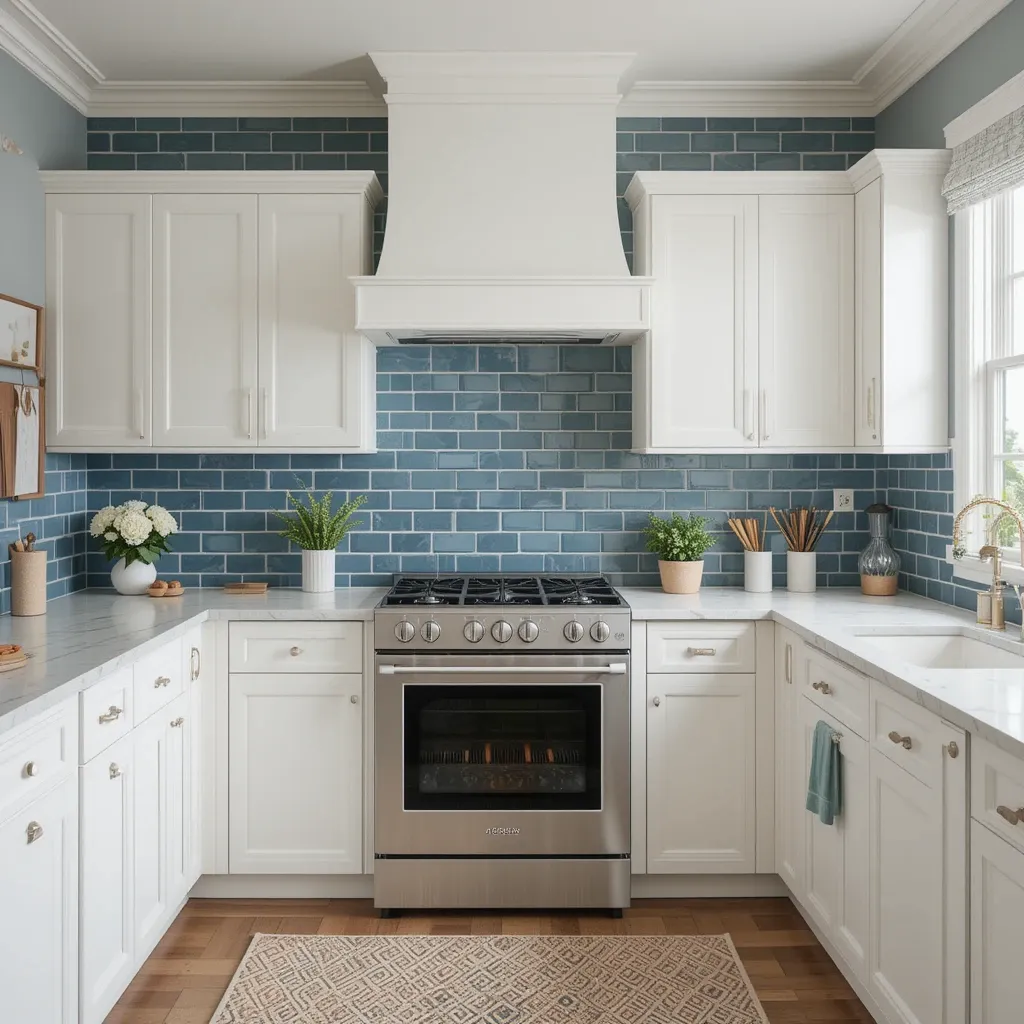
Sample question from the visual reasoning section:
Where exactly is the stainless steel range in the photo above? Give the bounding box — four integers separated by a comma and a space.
373, 574, 631, 916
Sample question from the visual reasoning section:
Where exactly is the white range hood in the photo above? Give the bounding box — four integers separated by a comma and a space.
352, 52, 651, 344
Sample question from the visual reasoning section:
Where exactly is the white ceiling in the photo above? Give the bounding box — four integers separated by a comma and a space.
0, 0, 1013, 116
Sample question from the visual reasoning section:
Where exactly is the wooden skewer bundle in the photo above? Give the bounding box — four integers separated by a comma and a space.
727, 513, 768, 552
769, 507, 834, 552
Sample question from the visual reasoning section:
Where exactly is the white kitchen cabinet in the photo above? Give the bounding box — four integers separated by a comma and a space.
631, 194, 758, 450
45, 192, 152, 448
229, 673, 363, 874
971, 819, 1024, 1024
647, 674, 756, 873
152, 194, 259, 447
774, 627, 805, 897
850, 151, 950, 451
867, 732, 966, 1024
799, 696, 869, 985
79, 731, 133, 1024
42, 173, 382, 453
258, 194, 377, 449
0, 775, 78, 1024
758, 194, 854, 448
132, 708, 170, 961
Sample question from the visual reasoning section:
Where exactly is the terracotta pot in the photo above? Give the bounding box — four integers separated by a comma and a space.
658, 559, 704, 594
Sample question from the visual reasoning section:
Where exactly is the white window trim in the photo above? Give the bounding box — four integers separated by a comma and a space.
949, 195, 1024, 586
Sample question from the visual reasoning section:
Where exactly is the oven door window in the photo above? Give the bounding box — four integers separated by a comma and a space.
403, 684, 602, 811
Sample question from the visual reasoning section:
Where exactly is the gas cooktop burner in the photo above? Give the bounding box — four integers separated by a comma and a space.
379, 574, 624, 608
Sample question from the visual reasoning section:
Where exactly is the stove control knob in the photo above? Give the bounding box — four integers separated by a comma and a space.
491, 620, 513, 644
518, 620, 539, 643
395, 620, 415, 643
563, 621, 585, 643
590, 620, 610, 643
421, 620, 441, 643
463, 620, 485, 643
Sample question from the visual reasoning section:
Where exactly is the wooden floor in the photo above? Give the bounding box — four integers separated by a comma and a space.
106, 897, 874, 1024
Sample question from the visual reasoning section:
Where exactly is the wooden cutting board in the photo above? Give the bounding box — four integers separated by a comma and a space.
223, 582, 269, 594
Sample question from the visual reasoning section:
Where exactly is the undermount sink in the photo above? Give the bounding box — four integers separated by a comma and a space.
856, 632, 1024, 670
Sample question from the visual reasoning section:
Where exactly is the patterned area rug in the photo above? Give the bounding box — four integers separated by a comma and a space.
210, 932, 769, 1023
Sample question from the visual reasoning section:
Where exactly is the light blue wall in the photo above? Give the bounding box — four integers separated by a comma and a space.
875, 0, 1024, 148
0, 51, 85, 305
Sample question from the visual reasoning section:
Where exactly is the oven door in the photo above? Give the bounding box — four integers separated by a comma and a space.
374, 653, 630, 857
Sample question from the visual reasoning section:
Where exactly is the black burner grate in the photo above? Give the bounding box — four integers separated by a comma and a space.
379, 573, 623, 608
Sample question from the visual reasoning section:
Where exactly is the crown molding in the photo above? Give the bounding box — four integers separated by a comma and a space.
944, 65, 1024, 146
618, 80, 875, 118
0, 4, 94, 112
87, 80, 386, 117
846, 147, 951, 190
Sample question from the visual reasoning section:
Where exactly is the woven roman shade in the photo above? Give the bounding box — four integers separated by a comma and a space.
943, 104, 1024, 213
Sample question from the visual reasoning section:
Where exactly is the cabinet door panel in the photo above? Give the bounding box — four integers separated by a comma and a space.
152, 194, 258, 447
80, 732, 133, 1024
971, 821, 1024, 1024
854, 178, 883, 446
647, 194, 758, 449
775, 628, 805, 897
759, 194, 854, 448
0, 777, 77, 1024
229, 673, 362, 873
132, 712, 168, 959
258, 194, 374, 448
46, 194, 152, 448
164, 691, 192, 906
647, 674, 756, 873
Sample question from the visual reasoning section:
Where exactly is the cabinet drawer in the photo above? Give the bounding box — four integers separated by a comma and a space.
133, 640, 184, 725
647, 622, 755, 673
81, 667, 134, 763
0, 698, 78, 822
229, 621, 363, 674
804, 649, 869, 738
972, 737, 1024, 855
869, 682, 943, 789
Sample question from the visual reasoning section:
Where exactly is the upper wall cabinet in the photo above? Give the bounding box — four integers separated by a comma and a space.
42, 173, 383, 453
626, 151, 950, 454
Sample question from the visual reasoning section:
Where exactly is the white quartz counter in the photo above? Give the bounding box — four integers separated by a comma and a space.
0, 588, 385, 736
621, 587, 1024, 760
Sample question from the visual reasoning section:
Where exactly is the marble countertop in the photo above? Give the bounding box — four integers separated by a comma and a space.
621, 587, 1024, 759
0, 588, 385, 736
4, 585, 1024, 762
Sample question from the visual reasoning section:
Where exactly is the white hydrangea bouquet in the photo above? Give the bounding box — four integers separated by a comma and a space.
90, 500, 179, 566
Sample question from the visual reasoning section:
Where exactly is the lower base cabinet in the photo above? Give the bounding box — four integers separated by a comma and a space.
970, 820, 1024, 1024
228, 673, 363, 874
0, 775, 78, 1024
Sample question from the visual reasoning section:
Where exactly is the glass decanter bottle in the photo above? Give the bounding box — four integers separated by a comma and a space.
859, 502, 900, 596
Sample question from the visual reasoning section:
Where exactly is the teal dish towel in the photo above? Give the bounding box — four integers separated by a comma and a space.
806, 720, 843, 825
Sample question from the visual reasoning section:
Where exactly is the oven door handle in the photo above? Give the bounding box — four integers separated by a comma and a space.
377, 662, 628, 677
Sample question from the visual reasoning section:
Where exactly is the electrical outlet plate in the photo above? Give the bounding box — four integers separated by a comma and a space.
833, 489, 854, 512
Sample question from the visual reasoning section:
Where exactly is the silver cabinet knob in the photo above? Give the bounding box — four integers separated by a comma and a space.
421, 620, 441, 643
98, 705, 123, 724
26, 821, 43, 844
170, 717, 185, 728
518, 620, 539, 643
463, 620, 484, 643
491, 620, 513, 643
590, 621, 610, 643
109, 763, 121, 779
154, 676, 171, 688
653, 696, 661, 707
290, 646, 302, 657
395, 620, 415, 643
563, 621, 585, 643
350, 694, 359, 704
23, 761, 39, 778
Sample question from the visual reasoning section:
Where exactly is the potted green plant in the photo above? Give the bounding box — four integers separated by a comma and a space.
273, 489, 367, 593
643, 512, 716, 594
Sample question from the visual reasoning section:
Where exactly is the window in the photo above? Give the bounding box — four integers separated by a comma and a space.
955, 184, 1024, 566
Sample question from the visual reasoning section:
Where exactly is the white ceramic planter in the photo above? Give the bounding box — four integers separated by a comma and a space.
744, 551, 773, 593
302, 549, 336, 593
110, 557, 157, 595
787, 551, 817, 593
658, 559, 704, 595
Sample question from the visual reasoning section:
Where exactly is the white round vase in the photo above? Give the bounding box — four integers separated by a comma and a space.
302, 549, 336, 593
110, 557, 157, 595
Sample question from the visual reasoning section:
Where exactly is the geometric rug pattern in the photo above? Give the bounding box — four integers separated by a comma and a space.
210, 932, 770, 1023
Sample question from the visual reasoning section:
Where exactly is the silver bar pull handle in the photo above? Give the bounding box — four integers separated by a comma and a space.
686, 647, 717, 657
785, 643, 793, 684
378, 663, 627, 677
